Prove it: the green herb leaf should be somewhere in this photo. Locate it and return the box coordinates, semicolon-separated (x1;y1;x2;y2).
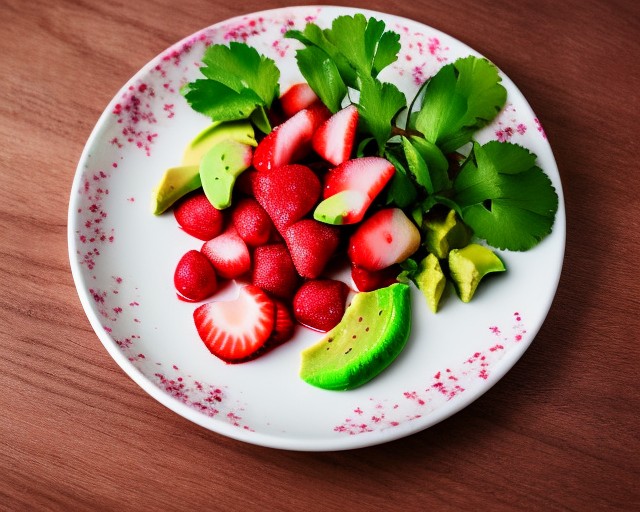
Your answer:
453;141;558;251
357;75;406;152
182;80;264;121
182;42;280;131
286;14;400;89
414;56;507;153
294;46;347;113
383;148;418;208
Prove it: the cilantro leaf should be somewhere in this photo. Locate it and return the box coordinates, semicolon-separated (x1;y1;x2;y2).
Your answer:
294;46;347;113
181;80;264;121
383;147;418;208
286;14;400;89
357;75;406;152
182;42;279;131
414;56;507;153
404;136;451;193
453;141;558;251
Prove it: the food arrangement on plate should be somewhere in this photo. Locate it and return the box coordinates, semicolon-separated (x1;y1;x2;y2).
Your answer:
150;13;559;391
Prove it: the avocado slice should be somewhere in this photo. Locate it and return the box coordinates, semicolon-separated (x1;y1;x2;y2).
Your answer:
313;190;367;225
151;121;257;214
300;283;411;391
182;120;257;166
150;165;200;215
448;244;506;303
423;209;472;259
414;254;446;313
200;139;253;209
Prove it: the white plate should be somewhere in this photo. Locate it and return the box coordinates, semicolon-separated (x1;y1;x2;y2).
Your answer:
68;6;565;451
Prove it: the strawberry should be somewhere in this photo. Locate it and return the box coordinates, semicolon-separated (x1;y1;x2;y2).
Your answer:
351;263;399;292
312;105;358;166
201;227;251;279
231;197;274;247
314;157;396;225
193;285;275;363
283;219;341;279
234;168;258;196
253;164;321;232
174;250;218;302
173;191;224;241
252;243;300;299
348;208;421;271
269;299;296;345
293;279;350;332
279;83;320;118
253;105;330;172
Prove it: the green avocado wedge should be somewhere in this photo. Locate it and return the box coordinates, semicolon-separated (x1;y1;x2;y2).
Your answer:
150;165;200;215
200;139;253;209
300;283;411;391
448;243;506;302
181;120;257;167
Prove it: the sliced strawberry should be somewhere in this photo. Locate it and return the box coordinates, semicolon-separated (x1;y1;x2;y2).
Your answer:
351;263;399;292
253;105;330;172
252;243;300;299
193;285;275;363
314;157;396;224
312;105;358;166
293;279;350;332
269;299;296;345
173;191;224;241
201;227;251;279
253;164;321;232
283;219;340;279
279;83;320;118
174;250;217;302
348;208;421;271
231;197;274;247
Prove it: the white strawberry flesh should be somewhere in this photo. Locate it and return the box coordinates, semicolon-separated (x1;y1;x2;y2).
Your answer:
348;208;421;271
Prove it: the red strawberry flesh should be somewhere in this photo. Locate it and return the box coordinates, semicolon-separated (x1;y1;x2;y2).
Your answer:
312;105;358;166
279;83;320;118
348;208;421;271
252;243;300;299
173;191;224;241
231;197;274;247
283;219;341;279
201;228;251;279
253;164;321;232
193;285;275;363
293;279;350;332
174;250;218;302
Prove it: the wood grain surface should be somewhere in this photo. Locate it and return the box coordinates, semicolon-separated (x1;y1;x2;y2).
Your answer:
1;0;639;510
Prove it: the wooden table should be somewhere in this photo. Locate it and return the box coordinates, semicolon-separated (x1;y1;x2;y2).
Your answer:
2;0;638;509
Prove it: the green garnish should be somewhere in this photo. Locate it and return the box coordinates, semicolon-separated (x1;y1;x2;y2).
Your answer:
413;56;507;153
453;141;559;251
182;42;280;133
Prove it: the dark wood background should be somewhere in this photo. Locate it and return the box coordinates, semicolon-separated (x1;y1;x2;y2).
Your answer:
1;0;639;509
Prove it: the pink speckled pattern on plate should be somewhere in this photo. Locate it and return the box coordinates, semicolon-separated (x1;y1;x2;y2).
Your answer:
68;6;565;451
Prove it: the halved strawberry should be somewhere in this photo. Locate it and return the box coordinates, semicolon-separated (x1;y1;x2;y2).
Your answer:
231;197;274;247
348;208;421;271
314;157;395;225
279;83;320;118
253;164;321;232
351;263;399;292
173;191;224;241
252;243;300;299
293;279;350;332
174;250;218;302
193;285;275;363
253;105;330;172
283;219;341;279
201;227;251;279
312;105;358;166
